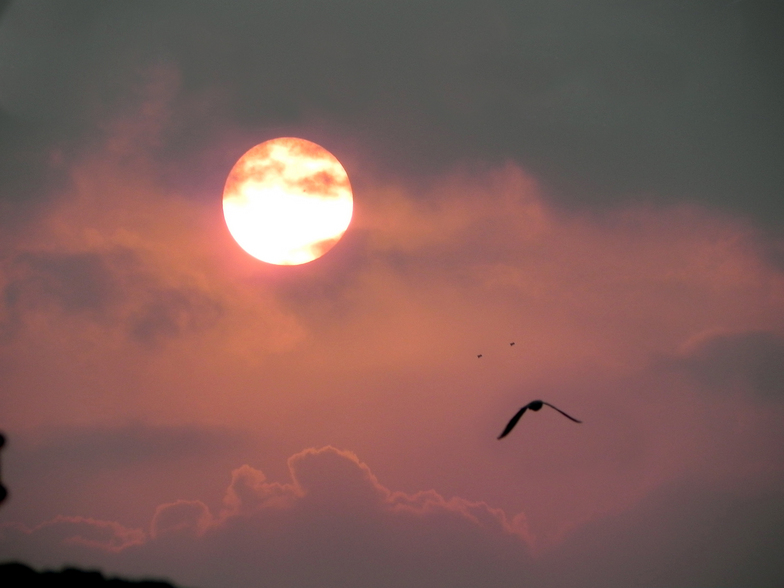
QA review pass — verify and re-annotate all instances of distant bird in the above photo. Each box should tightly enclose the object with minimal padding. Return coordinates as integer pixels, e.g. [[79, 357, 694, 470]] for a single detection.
[[509, 342, 515, 346], [477, 354, 483, 358], [497, 400, 581, 439]]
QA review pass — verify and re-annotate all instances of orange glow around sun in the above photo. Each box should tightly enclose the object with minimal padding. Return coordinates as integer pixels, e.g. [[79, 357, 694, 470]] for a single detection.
[[222, 137, 353, 265]]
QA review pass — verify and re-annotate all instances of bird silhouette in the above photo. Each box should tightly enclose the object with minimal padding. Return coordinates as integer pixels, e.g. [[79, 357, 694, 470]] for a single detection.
[[497, 400, 581, 439], [510, 342, 515, 346], [477, 354, 483, 358]]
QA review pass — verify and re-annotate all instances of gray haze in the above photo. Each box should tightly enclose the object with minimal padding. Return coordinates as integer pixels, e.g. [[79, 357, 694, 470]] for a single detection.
[[1, 1, 782, 220]]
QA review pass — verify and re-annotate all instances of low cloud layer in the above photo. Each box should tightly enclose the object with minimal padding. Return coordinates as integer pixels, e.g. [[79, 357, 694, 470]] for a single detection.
[[4, 446, 783, 588], [3, 447, 534, 588]]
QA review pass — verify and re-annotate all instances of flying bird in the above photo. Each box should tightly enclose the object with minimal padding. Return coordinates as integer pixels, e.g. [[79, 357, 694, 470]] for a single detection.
[[497, 400, 581, 439], [477, 354, 483, 358], [510, 342, 515, 346]]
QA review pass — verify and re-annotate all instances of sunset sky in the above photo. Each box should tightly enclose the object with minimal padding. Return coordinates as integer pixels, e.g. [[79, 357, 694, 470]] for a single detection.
[[1, 2, 783, 587]]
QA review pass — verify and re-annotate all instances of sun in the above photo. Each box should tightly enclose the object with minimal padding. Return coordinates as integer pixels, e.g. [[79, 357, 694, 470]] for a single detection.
[[222, 137, 354, 265]]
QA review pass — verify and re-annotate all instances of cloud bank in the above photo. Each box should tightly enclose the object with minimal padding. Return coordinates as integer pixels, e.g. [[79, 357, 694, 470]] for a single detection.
[[3, 447, 534, 588], [4, 445, 784, 588]]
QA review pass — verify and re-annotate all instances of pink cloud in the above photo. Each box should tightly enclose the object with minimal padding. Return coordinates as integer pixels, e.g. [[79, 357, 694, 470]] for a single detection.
[[5, 444, 781, 587], [2, 447, 533, 588], [3, 150, 783, 542], [151, 500, 212, 539], [1, 515, 145, 563], [0, 73, 782, 586]]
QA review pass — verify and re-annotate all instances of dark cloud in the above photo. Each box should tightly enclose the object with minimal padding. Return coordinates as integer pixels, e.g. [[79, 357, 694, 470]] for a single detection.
[[4, 251, 122, 317], [1, 1, 782, 222], [0, 249, 122, 341], [128, 286, 222, 347], [1, 247, 222, 346], [0, 110, 67, 211], [537, 480, 784, 588], [673, 330, 784, 398]]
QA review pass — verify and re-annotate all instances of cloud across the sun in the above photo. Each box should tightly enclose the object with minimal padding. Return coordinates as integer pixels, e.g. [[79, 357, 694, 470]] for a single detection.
[[1, 88, 783, 541], [0, 16, 783, 586]]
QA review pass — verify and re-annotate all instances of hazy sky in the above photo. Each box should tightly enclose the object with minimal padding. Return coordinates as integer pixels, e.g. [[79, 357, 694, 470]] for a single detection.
[[1, 2, 783, 587]]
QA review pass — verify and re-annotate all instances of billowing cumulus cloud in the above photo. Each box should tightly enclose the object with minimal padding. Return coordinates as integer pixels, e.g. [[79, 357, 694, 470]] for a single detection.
[[2, 447, 534, 588], [151, 500, 212, 539], [5, 447, 783, 588]]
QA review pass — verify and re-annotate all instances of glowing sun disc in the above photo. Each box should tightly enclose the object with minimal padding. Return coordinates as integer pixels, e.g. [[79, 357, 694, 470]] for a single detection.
[[223, 137, 353, 265]]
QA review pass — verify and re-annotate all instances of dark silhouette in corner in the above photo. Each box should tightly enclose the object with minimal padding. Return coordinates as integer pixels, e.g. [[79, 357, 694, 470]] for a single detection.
[[0, 563, 177, 587], [0, 432, 182, 587], [497, 400, 582, 439], [0, 432, 7, 504]]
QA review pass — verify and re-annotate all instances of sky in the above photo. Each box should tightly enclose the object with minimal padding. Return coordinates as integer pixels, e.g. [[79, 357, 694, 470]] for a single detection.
[[0, 1, 783, 587]]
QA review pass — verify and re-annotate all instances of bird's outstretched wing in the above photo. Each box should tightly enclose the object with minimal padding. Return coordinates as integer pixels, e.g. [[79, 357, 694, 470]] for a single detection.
[[498, 406, 528, 439], [542, 402, 582, 423]]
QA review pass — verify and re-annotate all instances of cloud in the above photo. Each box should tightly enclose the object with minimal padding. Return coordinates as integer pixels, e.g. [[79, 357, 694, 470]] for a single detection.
[[2, 2, 782, 221], [209, 447, 530, 545], [536, 480, 784, 588], [1, 447, 534, 588], [671, 329, 784, 398], [0, 424, 258, 534], [0, 108, 67, 214], [3, 250, 121, 316], [2, 515, 145, 556], [5, 446, 784, 588], [151, 500, 212, 540], [3, 108, 782, 542], [127, 285, 222, 347], [0, 4, 781, 587], [1, 246, 222, 347]]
